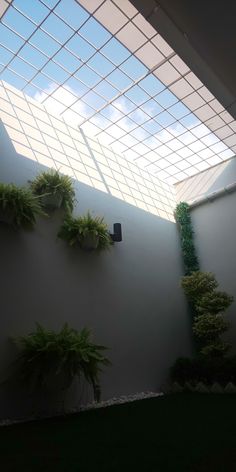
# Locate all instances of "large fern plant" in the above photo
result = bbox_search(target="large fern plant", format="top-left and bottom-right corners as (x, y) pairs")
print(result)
(31, 170), (75, 213)
(13, 324), (110, 401)
(58, 212), (112, 250)
(0, 182), (44, 229)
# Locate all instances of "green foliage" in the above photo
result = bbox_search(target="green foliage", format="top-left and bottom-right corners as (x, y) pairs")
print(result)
(31, 170), (75, 213)
(200, 340), (230, 358)
(13, 323), (110, 401)
(58, 212), (112, 250)
(181, 271), (218, 302)
(0, 182), (44, 229)
(175, 202), (199, 274)
(193, 313), (229, 339)
(174, 201), (234, 367)
(181, 271), (233, 357)
(195, 291), (233, 315)
(171, 356), (236, 386)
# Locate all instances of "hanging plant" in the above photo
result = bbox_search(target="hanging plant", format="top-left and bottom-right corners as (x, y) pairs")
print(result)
(31, 169), (75, 213)
(13, 323), (110, 402)
(175, 202), (199, 274)
(0, 182), (44, 229)
(58, 212), (113, 251)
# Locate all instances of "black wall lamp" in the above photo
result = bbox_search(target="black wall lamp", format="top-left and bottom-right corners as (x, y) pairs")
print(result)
(110, 223), (122, 242)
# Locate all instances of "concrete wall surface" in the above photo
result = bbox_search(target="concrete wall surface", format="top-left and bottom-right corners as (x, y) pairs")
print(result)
(0, 83), (191, 420)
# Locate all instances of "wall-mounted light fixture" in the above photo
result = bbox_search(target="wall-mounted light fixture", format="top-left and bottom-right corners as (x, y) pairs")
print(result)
(110, 223), (122, 242)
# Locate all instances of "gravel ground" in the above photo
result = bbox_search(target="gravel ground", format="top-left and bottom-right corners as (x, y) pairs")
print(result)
(0, 391), (163, 427)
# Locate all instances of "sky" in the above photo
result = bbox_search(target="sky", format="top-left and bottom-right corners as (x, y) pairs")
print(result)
(0, 0), (235, 184)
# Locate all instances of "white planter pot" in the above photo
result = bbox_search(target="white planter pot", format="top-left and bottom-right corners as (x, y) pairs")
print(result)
(80, 234), (99, 251)
(41, 193), (63, 210)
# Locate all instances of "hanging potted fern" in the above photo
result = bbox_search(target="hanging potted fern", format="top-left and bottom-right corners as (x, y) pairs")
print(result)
(30, 169), (75, 213)
(13, 323), (110, 403)
(58, 212), (113, 251)
(0, 182), (44, 229)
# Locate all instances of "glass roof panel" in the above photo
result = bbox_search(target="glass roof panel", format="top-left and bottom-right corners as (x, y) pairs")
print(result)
(54, 0), (89, 30)
(0, 46), (14, 66)
(19, 43), (48, 69)
(65, 34), (96, 61)
(0, 22), (24, 52)
(101, 38), (130, 66)
(0, 0), (235, 184)
(79, 17), (111, 48)
(107, 69), (133, 91)
(29, 29), (61, 56)
(2, 8), (36, 39)
(13, 0), (49, 24)
(41, 13), (74, 43)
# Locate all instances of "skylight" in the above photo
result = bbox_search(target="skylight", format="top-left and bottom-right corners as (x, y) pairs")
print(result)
(0, 0), (236, 185)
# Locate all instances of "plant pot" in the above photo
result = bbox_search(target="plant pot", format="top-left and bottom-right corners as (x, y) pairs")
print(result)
(0, 207), (14, 225)
(80, 234), (99, 251)
(41, 193), (63, 210)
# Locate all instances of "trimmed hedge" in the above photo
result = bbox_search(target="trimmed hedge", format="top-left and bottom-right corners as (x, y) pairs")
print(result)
(171, 356), (236, 387)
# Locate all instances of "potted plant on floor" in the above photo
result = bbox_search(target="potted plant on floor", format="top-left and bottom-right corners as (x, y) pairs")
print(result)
(58, 212), (113, 251)
(0, 182), (44, 229)
(30, 170), (75, 213)
(13, 323), (110, 405)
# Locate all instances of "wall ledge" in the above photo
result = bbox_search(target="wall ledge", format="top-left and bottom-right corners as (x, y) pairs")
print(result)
(189, 182), (236, 209)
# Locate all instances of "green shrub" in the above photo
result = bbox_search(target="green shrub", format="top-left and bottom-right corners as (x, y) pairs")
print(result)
(181, 271), (233, 357)
(200, 340), (231, 358)
(58, 212), (112, 250)
(181, 271), (218, 302)
(195, 291), (233, 315)
(193, 313), (230, 339)
(171, 356), (236, 386)
(31, 170), (75, 213)
(0, 182), (44, 229)
(13, 323), (110, 401)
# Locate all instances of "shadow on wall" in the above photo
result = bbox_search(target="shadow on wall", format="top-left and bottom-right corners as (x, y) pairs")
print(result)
(175, 156), (236, 203)
(0, 80), (176, 222)
(0, 120), (192, 420)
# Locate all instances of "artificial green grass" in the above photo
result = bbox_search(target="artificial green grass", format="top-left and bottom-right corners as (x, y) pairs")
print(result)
(1, 394), (236, 472)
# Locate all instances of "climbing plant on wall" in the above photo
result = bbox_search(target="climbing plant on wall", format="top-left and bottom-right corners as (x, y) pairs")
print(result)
(175, 201), (233, 360)
(175, 202), (199, 275)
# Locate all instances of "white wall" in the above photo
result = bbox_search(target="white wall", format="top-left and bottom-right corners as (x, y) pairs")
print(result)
(0, 81), (191, 420)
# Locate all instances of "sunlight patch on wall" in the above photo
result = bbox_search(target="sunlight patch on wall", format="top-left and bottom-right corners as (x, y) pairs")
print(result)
(0, 80), (176, 221)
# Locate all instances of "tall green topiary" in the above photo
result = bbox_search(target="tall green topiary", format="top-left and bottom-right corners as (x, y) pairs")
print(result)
(181, 271), (233, 357)
(175, 202), (199, 274)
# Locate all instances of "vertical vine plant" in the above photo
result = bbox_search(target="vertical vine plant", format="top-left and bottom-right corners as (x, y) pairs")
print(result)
(175, 202), (199, 275)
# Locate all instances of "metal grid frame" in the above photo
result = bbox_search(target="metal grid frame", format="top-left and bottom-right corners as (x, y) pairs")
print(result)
(0, 0), (236, 184)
